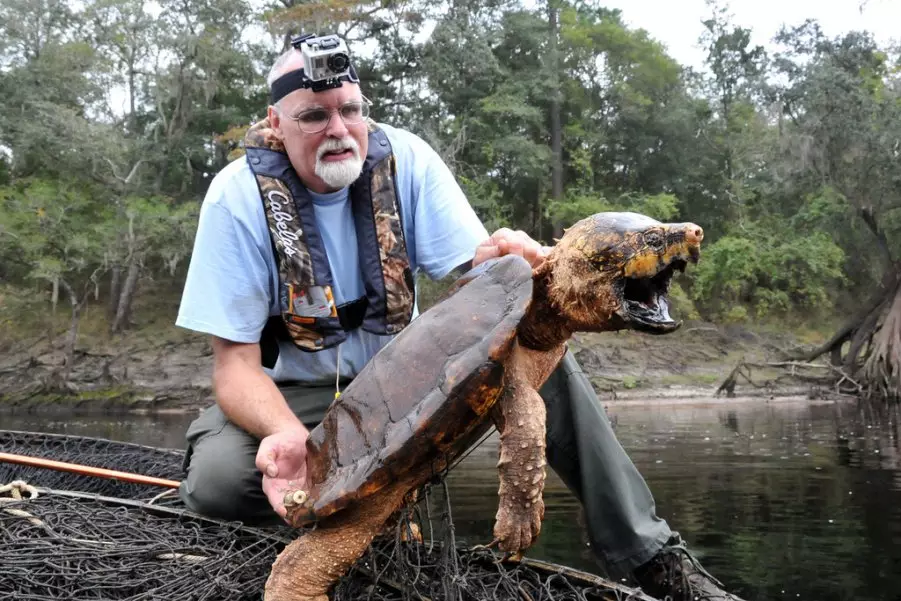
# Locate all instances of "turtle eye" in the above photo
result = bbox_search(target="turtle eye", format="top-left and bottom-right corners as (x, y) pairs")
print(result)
(644, 231), (664, 251)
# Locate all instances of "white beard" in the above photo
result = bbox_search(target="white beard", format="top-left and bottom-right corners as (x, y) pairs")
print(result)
(314, 137), (363, 190)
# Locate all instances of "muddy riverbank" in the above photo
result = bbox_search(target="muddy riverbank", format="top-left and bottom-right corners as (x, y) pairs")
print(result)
(0, 318), (834, 414)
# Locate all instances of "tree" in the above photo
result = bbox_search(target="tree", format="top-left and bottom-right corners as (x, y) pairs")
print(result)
(772, 24), (901, 399)
(0, 179), (110, 387)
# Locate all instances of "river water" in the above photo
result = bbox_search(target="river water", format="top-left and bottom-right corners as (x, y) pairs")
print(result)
(2, 396), (900, 601)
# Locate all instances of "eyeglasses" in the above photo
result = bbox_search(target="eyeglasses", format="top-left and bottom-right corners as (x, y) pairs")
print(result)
(285, 97), (372, 134)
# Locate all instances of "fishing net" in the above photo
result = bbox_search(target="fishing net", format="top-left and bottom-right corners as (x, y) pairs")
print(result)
(0, 432), (653, 601)
(331, 481), (655, 601)
(0, 430), (184, 500)
(0, 485), (286, 600)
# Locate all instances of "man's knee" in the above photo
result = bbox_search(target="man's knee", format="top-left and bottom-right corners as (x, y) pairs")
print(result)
(179, 433), (271, 523)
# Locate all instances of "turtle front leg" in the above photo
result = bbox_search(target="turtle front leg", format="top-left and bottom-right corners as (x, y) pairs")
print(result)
(490, 382), (547, 555)
(264, 481), (412, 601)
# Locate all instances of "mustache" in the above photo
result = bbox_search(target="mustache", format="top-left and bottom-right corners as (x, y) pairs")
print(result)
(316, 137), (360, 161)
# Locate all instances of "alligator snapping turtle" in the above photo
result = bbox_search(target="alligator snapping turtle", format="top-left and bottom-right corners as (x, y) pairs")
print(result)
(264, 211), (704, 601)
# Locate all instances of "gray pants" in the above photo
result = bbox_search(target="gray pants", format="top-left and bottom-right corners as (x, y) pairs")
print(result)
(178, 351), (672, 576)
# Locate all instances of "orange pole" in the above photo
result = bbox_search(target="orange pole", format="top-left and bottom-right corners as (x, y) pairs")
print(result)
(0, 452), (181, 489)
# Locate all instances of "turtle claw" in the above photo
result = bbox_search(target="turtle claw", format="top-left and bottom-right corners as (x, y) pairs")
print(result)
(471, 538), (500, 552)
(471, 540), (514, 566)
(500, 550), (524, 563)
(493, 497), (544, 556)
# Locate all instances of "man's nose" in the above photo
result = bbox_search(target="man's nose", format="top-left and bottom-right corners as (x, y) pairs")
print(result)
(325, 110), (349, 138)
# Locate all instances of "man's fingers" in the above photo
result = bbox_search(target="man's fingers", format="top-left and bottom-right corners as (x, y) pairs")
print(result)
(489, 227), (515, 243)
(522, 244), (539, 265)
(255, 446), (279, 478)
(262, 476), (289, 519)
(475, 229), (551, 269)
(473, 243), (500, 267)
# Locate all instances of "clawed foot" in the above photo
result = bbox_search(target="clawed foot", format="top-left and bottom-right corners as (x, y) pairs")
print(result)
(492, 498), (544, 555)
(401, 522), (422, 543)
(471, 539), (524, 564)
(376, 520), (423, 544)
(471, 538), (499, 552)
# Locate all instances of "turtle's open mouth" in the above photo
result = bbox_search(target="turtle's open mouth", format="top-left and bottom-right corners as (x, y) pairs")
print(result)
(620, 258), (688, 334)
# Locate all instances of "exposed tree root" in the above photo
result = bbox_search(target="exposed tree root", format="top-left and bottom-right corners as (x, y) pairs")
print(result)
(715, 359), (861, 398)
(860, 285), (901, 400)
(731, 269), (901, 402)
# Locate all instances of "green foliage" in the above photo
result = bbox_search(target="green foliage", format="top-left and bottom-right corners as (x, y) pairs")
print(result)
(458, 175), (513, 234)
(0, 0), (899, 339)
(691, 229), (846, 319)
(668, 281), (701, 321)
(547, 191), (679, 231)
(547, 193), (613, 230)
(620, 193), (681, 222)
(0, 178), (109, 290)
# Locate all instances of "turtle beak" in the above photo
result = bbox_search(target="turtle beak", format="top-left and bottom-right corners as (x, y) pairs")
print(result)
(616, 224), (702, 335)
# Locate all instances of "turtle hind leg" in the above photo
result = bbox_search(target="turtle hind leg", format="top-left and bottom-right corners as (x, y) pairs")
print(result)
(378, 488), (423, 544)
(264, 481), (413, 601)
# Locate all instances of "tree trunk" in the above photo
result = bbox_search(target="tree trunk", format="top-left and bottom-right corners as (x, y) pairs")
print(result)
(107, 265), (122, 320)
(61, 300), (83, 385)
(860, 278), (901, 400)
(111, 257), (141, 333)
(51, 276), (59, 314)
(56, 279), (89, 389)
(797, 267), (900, 401)
(547, 0), (564, 240)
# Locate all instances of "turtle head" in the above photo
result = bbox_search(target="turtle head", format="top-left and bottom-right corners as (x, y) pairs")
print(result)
(542, 211), (702, 335)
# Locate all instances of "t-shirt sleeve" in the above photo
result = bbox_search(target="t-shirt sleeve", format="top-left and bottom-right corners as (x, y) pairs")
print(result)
(409, 137), (489, 280)
(176, 193), (272, 344)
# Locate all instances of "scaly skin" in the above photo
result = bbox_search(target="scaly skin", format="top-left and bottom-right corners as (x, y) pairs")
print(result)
(266, 213), (705, 596)
(491, 343), (566, 554)
(264, 479), (414, 601)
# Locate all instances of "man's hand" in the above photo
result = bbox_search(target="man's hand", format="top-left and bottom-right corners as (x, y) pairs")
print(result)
(255, 427), (310, 521)
(472, 228), (551, 269)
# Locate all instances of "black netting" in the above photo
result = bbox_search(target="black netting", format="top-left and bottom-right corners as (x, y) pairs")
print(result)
(0, 430), (184, 500)
(0, 487), (287, 600)
(0, 432), (653, 601)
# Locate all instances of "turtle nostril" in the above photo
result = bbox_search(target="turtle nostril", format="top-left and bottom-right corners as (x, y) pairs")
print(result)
(685, 225), (704, 244)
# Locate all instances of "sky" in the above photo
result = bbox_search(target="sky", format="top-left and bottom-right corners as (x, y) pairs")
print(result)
(599, 0), (901, 70)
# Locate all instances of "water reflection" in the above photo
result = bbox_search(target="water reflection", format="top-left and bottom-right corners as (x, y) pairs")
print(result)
(0, 413), (194, 450)
(2, 398), (900, 601)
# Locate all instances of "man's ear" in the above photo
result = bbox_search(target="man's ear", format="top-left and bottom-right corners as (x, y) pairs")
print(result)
(267, 105), (284, 139)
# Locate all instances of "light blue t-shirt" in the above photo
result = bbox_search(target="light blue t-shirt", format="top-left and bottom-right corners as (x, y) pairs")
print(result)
(176, 123), (489, 384)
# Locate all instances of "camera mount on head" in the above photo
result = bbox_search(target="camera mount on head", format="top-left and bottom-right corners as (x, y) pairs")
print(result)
(270, 32), (360, 103)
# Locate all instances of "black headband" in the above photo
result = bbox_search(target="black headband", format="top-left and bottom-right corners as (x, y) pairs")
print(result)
(269, 65), (360, 104)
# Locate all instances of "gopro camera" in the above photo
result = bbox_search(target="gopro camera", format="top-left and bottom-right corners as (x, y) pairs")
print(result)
(293, 33), (352, 82)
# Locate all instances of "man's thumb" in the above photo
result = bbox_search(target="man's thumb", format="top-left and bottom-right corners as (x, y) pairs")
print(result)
(257, 444), (279, 477)
(473, 243), (499, 268)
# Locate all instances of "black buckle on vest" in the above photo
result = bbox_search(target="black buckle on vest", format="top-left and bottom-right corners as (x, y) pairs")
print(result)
(337, 297), (368, 331)
(259, 297), (369, 369)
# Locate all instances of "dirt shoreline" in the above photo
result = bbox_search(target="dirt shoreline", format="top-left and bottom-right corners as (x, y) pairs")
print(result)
(0, 320), (840, 415)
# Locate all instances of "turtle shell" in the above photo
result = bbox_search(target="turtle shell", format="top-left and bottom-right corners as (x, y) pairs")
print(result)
(297, 254), (534, 524)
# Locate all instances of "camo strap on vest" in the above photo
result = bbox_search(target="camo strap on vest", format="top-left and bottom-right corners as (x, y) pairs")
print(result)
(244, 118), (414, 355)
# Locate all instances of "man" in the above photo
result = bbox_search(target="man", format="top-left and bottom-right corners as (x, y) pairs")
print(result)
(175, 34), (743, 601)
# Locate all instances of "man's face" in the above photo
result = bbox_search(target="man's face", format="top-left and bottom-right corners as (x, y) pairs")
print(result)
(269, 82), (369, 193)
